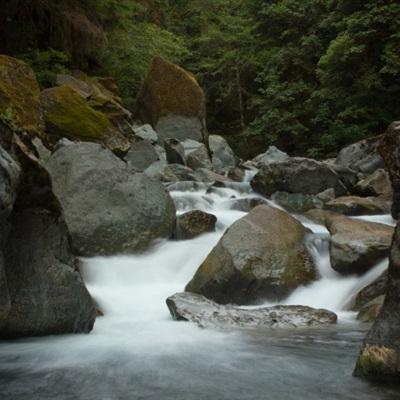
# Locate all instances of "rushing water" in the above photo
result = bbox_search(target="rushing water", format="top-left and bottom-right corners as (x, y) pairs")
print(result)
(1, 173), (399, 400)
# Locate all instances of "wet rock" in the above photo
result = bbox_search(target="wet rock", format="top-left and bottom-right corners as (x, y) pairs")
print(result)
(209, 135), (236, 173)
(335, 136), (384, 175)
(145, 162), (196, 183)
(133, 124), (159, 144)
(186, 205), (316, 304)
(251, 158), (347, 197)
(353, 271), (388, 311)
(253, 146), (289, 167)
(46, 142), (176, 256)
(135, 57), (207, 143)
(326, 215), (393, 275)
(324, 196), (391, 215)
(175, 210), (217, 240)
(193, 168), (232, 185)
(165, 138), (211, 170)
(227, 167), (245, 182)
(125, 139), (159, 171)
(379, 121), (400, 219)
(357, 295), (385, 323)
(354, 169), (393, 199)
(167, 292), (337, 329)
(228, 197), (269, 212)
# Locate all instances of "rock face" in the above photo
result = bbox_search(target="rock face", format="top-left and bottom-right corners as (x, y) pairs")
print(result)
(379, 121), (400, 219)
(357, 295), (385, 323)
(354, 224), (400, 382)
(135, 57), (207, 143)
(353, 271), (388, 311)
(0, 55), (43, 136)
(40, 85), (129, 153)
(324, 196), (390, 215)
(186, 205), (316, 304)
(209, 135), (236, 173)
(45, 142), (176, 256)
(175, 210), (217, 240)
(2, 208), (96, 338)
(335, 136), (384, 175)
(325, 215), (393, 275)
(251, 158), (347, 197)
(354, 169), (393, 199)
(167, 292), (337, 329)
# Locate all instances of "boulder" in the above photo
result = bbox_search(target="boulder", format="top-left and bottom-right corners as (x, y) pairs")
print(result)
(357, 296), (385, 323)
(135, 57), (207, 143)
(324, 196), (391, 215)
(40, 85), (129, 154)
(209, 135), (236, 173)
(227, 167), (245, 182)
(228, 197), (269, 213)
(251, 158), (347, 197)
(193, 168), (232, 185)
(335, 136), (384, 175)
(326, 215), (393, 275)
(175, 210), (217, 240)
(352, 271), (388, 311)
(354, 169), (393, 199)
(253, 146), (289, 167)
(145, 162), (195, 183)
(45, 142), (176, 256)
(125, 140), (159, 171)
(0, 55), (43, 136)
(132, 124), (159, 144)
(379, 121), (400, 219)
(167, 292), (337, 329)
(186, 205), (316, 304)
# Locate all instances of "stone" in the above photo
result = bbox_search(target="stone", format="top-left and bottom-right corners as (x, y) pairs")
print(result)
(135, 57), (207, 143)
(193, 168), (232, 185)
(335, 136), (384, 175)
(175, 210), (217, 240)
(125, 140), (159, 171)
(167, 292), (337, 329)
(352, 271), (388, 311)
(228, 197), (269, 212)
(0, 55), (43, 136)
(251, 158), (347, 197)
(186, 205), (316, 304)
(324, 196), (391, 215)
(145, 162), (196, 183)
(379, 121), (400, 219)
(253, 146), (289, 167)
(133, 124), (159, 144)
(209, 135), (236, 173)
(357, 295), (385, 323)
(354, 169), (393, 199)
(271, 190), (335, 213)
(45, 142), (176, 256)
(227, 167), (245, 182)
(326, 215), (393, 275)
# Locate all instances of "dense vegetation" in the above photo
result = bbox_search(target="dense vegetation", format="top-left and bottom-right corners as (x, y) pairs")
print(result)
(1, 0), (400, 157)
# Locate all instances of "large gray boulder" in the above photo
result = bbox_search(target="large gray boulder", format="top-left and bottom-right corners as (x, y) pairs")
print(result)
(186, 205), (316, 304)
(326, 215), (393, 276)
(354, 169), (393, 199)
(167, 292), (337, 329)
(209, 135), (236, 173)
(251, 158), (347, 197)
(324, 195), (391, 215)
(125, 139), (159, 171)
(46, 142), (176, 256)
(335, 136), (384, 175)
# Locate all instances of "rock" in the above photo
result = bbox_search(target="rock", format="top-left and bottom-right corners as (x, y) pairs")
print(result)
(145, 162), (195, 183)
(175, 210), (217, 240)
(133, 124), (159, 144)
(251, 158), (347, 197)
(354, 169), (393, 199)
(324, 196), (391, 215)
(209, 135), (236, 173)
(135, 57), (207, 143)
(326, 215), (393, 275)
(1, 208), (97, 338)
(335, 136), (384, 175)
(353, 271), (388, 311)
(0, 55), (43, 136)
(357, 295), (385, 323)
(40, 85), (129, 154)
(228, 197), (269, 212)
(125, 140), (159, 171)
(193, 168), (231, 185)
(56, 74), (93, 99)
(227, 167), (245, 182)
(379, 121), (400, 219)
(186, 205), (316, 304)
(45, 142), (176, 256)
(167, 292), (337, 329)
(253, 146), (289, 167)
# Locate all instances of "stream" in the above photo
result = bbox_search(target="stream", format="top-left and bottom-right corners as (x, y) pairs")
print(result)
(1, 173), (400, 400)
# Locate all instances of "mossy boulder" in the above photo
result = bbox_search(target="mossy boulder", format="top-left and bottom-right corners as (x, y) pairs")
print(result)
(186, 205), (316, 305)
(357, 295), (385, 323)
(135, 57), (207, 143)
(40, 85), (129, 153)
(0, 55), (43, 136)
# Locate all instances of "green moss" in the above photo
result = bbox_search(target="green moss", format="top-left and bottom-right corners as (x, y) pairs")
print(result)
(41, 85), (116, 141)
(356, 354), (386, 377)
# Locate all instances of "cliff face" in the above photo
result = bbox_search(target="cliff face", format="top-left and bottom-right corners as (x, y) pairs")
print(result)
(0, 0), (105, 68)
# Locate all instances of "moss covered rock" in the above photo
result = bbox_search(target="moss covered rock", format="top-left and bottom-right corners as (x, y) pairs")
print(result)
(136, 57), (207, 143)
(40, 85), (129, 153)
(186, 205), (316, 305)
(0, 55), (43, 136)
